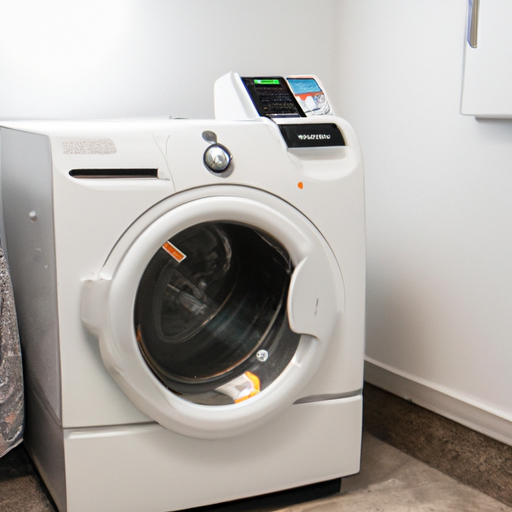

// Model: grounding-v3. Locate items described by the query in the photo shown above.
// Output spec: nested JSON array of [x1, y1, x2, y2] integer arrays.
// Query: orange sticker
[[298, 182, 304, 189], [162, 241, 187, 262]]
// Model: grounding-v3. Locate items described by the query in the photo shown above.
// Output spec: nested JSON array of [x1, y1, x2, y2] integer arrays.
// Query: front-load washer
[[0, 76, 365, 512]]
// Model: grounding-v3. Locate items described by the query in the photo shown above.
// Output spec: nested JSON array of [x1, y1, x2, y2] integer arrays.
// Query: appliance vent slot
[[69, 168, 158, 179]]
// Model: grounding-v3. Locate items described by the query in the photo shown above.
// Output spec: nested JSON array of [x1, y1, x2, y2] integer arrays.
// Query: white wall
[[2, 0, 511, 445], [0, 0, 339, 120], [333, 0, 512, 444]]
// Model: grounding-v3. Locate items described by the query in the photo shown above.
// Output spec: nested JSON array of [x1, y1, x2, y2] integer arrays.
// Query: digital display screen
[[287, 78, 322, 95], [286, 76, 332, 116], [279, 123, 345, 148], [241, 77, 306, 118]]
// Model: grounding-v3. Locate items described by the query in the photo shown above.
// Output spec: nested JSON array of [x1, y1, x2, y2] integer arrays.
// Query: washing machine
[[0, 73, 365, 512]]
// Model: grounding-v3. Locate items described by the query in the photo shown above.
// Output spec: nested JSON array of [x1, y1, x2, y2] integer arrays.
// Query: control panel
[[214, 72, 344, 148]]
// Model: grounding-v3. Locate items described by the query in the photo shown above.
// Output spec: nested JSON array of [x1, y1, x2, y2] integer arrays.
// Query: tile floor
[[332, 433, 511, 512]]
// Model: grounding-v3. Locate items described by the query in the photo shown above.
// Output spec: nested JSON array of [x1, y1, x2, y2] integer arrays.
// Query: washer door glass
[[134, 222, 300, 405]]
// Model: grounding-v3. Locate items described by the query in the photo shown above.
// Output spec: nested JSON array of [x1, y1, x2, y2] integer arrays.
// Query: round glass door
[[134, 222, 301, 405]]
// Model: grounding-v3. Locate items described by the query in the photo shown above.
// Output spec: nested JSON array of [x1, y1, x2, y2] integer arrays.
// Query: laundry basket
[[0, 241, 23, 457]]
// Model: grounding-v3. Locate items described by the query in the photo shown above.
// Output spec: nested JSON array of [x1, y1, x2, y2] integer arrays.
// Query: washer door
[[82, 188, 343, 438], [135, 221, 301, 405]]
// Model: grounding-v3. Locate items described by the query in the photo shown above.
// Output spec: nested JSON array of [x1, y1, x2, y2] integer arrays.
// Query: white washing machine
[[0, 74, 365, 512]]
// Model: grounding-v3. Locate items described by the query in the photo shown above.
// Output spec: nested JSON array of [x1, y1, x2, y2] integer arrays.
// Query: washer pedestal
[[27, 394, 362, 512]]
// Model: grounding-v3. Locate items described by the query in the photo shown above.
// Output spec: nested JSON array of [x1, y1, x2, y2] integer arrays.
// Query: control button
[[204, 144, 232, 174]]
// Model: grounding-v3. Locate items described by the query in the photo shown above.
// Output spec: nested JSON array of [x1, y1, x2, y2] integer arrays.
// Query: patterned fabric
[[0, 242, 23, 457]]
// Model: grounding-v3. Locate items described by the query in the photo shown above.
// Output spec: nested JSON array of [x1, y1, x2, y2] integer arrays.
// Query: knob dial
[[204, 144, 232, 174]]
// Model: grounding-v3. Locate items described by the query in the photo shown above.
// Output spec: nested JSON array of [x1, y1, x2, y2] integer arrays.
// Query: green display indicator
[[254, 79, 280, 85]]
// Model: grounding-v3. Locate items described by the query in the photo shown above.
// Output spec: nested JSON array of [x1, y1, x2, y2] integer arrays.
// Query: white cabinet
[[461, 0, 512, 117]]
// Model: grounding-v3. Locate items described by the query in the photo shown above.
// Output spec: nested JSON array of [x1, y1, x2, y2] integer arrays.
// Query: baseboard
[[364, 358, 512, 446]]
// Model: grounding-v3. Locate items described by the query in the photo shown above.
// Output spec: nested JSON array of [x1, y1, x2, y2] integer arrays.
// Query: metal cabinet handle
[[468, 0, 480, 48]]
